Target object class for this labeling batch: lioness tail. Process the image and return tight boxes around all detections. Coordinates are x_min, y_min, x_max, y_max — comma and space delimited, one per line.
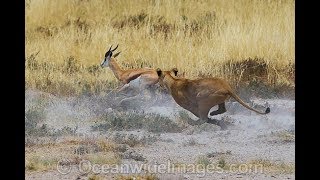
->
229, 91, 270, 114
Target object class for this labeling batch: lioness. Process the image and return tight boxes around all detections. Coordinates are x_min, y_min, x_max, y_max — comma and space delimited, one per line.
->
156, 68, 270, 130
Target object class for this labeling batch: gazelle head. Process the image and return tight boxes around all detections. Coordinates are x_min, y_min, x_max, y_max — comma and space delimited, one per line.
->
100, 44, 121, 68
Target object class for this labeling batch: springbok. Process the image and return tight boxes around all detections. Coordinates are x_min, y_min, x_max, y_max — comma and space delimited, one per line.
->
100, 44, 159, 93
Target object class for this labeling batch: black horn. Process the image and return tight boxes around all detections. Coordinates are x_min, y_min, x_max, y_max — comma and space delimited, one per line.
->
108, 45, 112, 51
111, 44, 118, 52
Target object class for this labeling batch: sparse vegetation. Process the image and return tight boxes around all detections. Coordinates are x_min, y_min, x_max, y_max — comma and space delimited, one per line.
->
25, 155, 59, 171
86, 152, 121, 165
25, 94, 78, 140
25, 117, 77, 146
116, 174, 159, 180
250, 159, 295, 174
26, 0, 294, 96
88, 174, 104, 180
25, 137, 122, 172
196, 155, 211, 167
92, 112, 183, 133
183, 138, 199, 146
217, 157, 227, 169
209, 158, 294, 174
274, 130, 295, 143
110, 132, 159, 148
206, 150, 232, 158
121, 149, 146, 162
25, 107, 78, 147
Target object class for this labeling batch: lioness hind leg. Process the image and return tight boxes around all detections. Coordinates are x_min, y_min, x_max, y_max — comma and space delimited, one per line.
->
199, 94, 228, 129
210, 103, 226, 116
198, 102, 217, 125
207, 103, 233, 130
182, 107, 205, 126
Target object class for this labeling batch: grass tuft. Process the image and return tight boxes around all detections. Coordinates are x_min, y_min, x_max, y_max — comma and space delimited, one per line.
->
92, 112, 183, 133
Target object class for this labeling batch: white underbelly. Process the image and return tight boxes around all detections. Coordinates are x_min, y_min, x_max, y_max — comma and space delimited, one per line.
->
129, 76, 143, 89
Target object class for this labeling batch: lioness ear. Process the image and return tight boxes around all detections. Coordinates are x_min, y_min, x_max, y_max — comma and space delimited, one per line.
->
113, 52, 121, 58
156, 68, 162, 77
172, 68, 178, 76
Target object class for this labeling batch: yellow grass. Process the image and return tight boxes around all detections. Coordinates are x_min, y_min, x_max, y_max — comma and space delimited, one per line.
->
26, 0, 295, 96
25, 136, 121, 172
116, 174, 159, 180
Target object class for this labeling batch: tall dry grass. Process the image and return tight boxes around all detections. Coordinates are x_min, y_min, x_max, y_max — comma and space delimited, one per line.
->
26, 0, 294, 96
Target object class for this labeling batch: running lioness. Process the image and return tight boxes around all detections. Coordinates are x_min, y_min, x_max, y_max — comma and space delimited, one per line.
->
156, 68, 270, 130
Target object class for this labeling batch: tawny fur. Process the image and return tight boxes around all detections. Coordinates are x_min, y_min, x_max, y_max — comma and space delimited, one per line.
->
156, 68, 270, 128
107, 57, 159, 90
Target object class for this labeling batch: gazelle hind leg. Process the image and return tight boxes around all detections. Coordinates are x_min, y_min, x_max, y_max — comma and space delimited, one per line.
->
117, 83, 130, 93
118, 93, 142, 110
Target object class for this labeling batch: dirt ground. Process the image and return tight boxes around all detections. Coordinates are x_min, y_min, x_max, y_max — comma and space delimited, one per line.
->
25, 89, 295, 180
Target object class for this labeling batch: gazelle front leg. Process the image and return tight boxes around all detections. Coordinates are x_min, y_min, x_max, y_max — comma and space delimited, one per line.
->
117, 76, 142, 94
117, 83, 130, 93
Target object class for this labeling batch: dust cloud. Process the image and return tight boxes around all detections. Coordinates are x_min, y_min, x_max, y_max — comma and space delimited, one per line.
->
25, 88, 295, 134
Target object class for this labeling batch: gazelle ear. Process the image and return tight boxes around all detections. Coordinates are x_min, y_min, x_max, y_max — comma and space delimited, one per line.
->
156, 68, 162, 77
113, 52, 121, 58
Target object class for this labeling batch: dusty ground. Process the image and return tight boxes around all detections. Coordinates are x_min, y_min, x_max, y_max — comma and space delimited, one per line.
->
25, 89, 295, 180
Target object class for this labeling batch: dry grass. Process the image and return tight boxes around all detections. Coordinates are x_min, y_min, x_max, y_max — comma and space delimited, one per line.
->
249, 159, 295, 174
25, 136, 121, 172
116, 174, 159, 180
213, 158, 295, 174
274, 130, 295, 143
26, 0, 294, 96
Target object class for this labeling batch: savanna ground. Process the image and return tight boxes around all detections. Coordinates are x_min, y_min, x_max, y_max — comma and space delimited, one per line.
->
25, 0, 295, 179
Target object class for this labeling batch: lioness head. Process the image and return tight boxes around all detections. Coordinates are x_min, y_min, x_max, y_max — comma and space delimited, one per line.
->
156, 68, 179, 90
156, 68, 178, 78
171, 68, 179, 77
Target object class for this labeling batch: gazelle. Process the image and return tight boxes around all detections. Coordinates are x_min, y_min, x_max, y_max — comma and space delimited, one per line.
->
100, 44, 159, 92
